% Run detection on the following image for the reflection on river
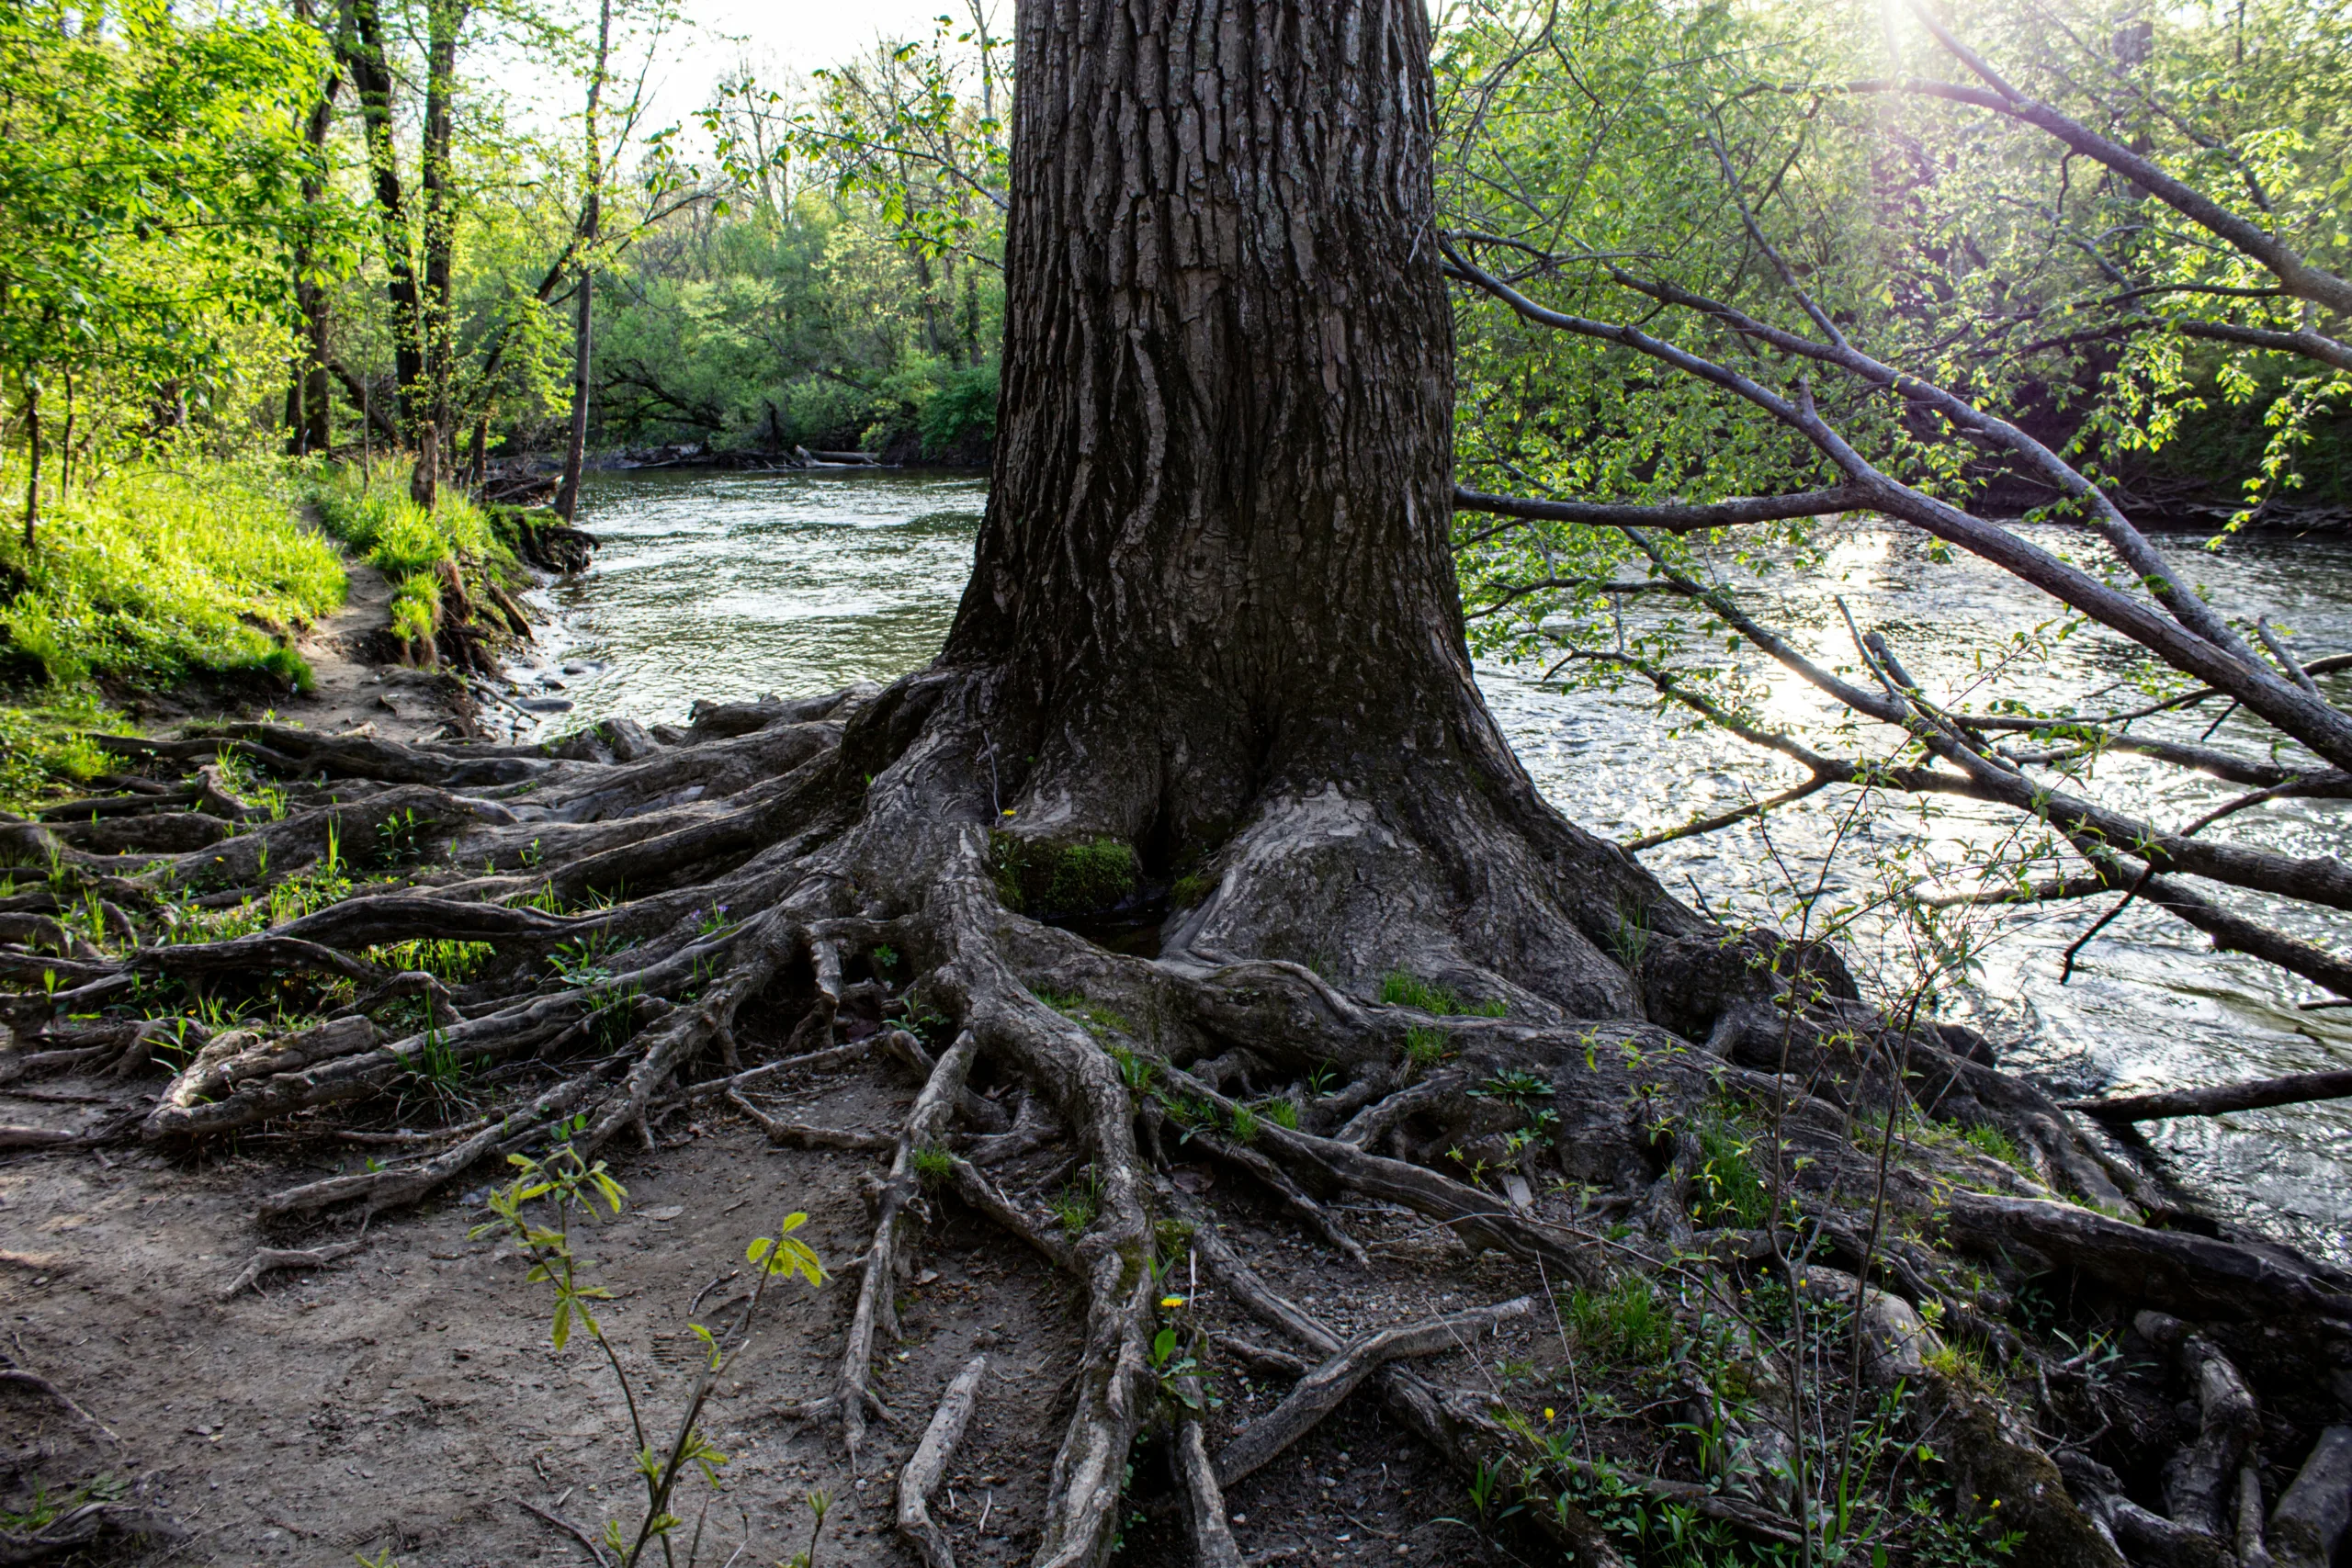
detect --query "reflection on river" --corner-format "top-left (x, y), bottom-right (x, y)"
top-left (546, 468), bottom-right (2352, 1264)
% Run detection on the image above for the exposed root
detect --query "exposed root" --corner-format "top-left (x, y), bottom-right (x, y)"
top-left (0, 1366), bottom-right (119, 1446)
top-left (1214, 1295), bottom-right (1533, 1485)
top-left (216, 1242), bottom-right (365, 1301)
top-left (2271, 1427), bottom-right (2352, 1568)
top-left (898, 1354), bottom-right (989, 1568)
top-left (827, 1030), bottom-right (978, 1472)
top-left (1175, 1386), bottom-right (1245, 1568)
top-left (9, 678), bottom-right (2351, 1568)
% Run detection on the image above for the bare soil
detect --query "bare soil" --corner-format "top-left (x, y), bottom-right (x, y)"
top-left (2, 1056), bottom-right (1541, 1567)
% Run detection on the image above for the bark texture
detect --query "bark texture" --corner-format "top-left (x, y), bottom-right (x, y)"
top-left (951, 0), bottom-right (1676, 1010)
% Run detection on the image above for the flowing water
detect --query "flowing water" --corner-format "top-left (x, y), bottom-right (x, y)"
top-left (532, 468), bottom-right (2352, 1263)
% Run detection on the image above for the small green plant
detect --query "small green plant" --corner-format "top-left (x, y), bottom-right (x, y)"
top-left (1260, 1096), bottom-right (1300, 1130)
top-left (1107, 1043), bottom-right (1157, 1091)
top-left (1691, 1109), bottom-right (1770, 1229)
top-left (1402, 1024), bottom-right (1453, 1075)
top-left (1564, 1276), bottom-right (1673, 1365)
top-left (1053, 1168), bottom-right (1102, 1237)
top-left (1961, 1122), bottom-right (2030, 1174)
top-left (1378, 969), bottom-right (1508, 1016)
top-left (1228, 1102), bottom-right (1261, 1144)
top-left (472, 1143), bottom-right (824, 1567)
top-left (869, 942), bottom-right (898, 973)
top-left (372, 807), bottom-right (424, 866)
top-left (912, 1144), bottom-right (953, 1190)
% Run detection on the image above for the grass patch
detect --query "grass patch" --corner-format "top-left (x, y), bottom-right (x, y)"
top-left (1691, 1107), bottom-right (1771, 1228)
top-left (0, 459), bottom-right (345, 811)
top-left (1378, 969), bottom-right (1508, 1017)
top-left (1961, 1122), bottom-right (2031, 1174)
top-left (1563, 1276), bottom-right (1674, 1364)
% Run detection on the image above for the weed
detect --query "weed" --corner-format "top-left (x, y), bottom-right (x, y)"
top-left (1053, 1168), bottom-right (1102, 1237)
top-left (1402, 1024), bottom-right (1454, 1075)
top-left (912, 1144), bottom-right (953, 1190)
top-left (1691, 1108), bottom-right (1771, 1228)
top-left (365, 938), bottom-right (492, 983)
top-left (1564, 1277), bottom-right (1673, 1365)
top-left (1961, 1122), bottom-right (2030, 1174)
top-left (1260, 1096), bottom-right (1300, 1131)
top-left (1107, 1043), bottom-right (1157, 1092)
top-left (869, 942), bottom-right (898, 973)
top-left (1228, 1102), bottom-right (1261, 1144)
top-left (1378, 969), bottom-right (1508, 1016)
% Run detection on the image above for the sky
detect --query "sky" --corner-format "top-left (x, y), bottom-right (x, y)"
top-left (618, 0), bottom-right (988, 141)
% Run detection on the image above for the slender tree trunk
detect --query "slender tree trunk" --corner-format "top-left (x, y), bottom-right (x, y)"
top-left (417, 0), bottom-right (465, 500)
top-left (21, 378), bottom-right (38, 549)
top-left (554, 270), bottom-right (594, 520)
top-left (288, 0), bottom-right (340, 457)
top-left (56, 374), bottom-right (72, 496)
top-left (340, 0), bottom-right (419, 438)
top-left (554, 0), bottom-right (610, 524)
top-left (946, 0), bottom-right (1667, 1009)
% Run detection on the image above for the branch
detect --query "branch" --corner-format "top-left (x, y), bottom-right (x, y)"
top-left (1453, 483), bottom-right (1875, 533)
top-left (2064, 1068), bottom-right (2352, 1123)
top-left (1874, 7), bottom-right (2352, 319)
top-left (1439, 236), bottom-right (2352, 774)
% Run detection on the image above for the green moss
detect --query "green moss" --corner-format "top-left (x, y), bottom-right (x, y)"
top-left (1170, 871), bottom-right (1215, 908)
top-left (1046, 837), bottom-right (1137, 909)
top-left (990, 831), bottom-right (1139, 913)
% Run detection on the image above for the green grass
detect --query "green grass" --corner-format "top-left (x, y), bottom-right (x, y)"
top-left (1691, 1108), bottom-right (1771, 1228)
top-left (1563, 1276), bottom-right (1674, 1364)
top-left (1378, 969), bottom-right (1509, 1017)
top-left (0, 458), bottom-right (345, 811)
top-left (308, 460), bottom-right (501, 572)
top-left (1961, 1122), bottom-right (2031, 1175)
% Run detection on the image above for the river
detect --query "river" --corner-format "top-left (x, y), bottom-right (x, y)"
top-left (525, 468), bottom-right (2352, 1264)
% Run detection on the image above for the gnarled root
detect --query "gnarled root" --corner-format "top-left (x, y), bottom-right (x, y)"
top-left (12, 677), bottom-right (2352, 1568)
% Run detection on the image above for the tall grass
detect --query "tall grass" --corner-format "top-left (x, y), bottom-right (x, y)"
top-left (305, 462), bottom-right (507, 651)
top-left (0, 459), bottom-right (346, 811)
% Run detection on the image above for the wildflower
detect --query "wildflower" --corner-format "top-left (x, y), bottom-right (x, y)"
top-left (1543, 1407), bottom-right (1555, 1421)
top-left (1160, 1294), bottom-right (1185, 1309)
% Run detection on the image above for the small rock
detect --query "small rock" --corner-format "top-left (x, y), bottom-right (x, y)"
top-left (642, 1204), bottom-right (685, 1222)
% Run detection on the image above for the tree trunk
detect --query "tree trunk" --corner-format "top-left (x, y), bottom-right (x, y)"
top-left (21, 378), bottom-right (38, 549)
top-left (552, 0), bottom-right (609, 525)
top-left (339, 0), bottom-right (419, 437)
top-left (287, 0), bottom-right (340, 457)
top-left (417, 0), bottom-right (466, 492)
top-left (945, 0), bottom-right (1672, 1011)
top-left (553, 268), bottom-right (593, 521)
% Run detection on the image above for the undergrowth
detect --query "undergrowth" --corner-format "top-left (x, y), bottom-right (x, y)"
top-left (0, 459), bottom-right (344, 812)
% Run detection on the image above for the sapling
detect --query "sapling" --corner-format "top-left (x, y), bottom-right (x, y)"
top-left (473, 1137), bottom-right (825, 1566)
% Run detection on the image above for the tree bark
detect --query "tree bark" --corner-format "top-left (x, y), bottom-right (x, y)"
top-left (553, 0), bottom-right (609, 524)
top-left (287, 0), bottom-right (340, 457)
top-left (416, 0), bottom-right (468, 492)
top-left (2065, 1068), bottom-right (2352, 1123)
top-left (945, 0), bottom-right (1676, 1010)
top-left (21, 377), bottom-right (38, 549)
top-left (339, 0), bottom-right (419, 436)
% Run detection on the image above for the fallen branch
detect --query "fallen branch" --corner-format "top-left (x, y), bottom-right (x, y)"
top-left (2064, 1068), bottom-right (2352, 1123)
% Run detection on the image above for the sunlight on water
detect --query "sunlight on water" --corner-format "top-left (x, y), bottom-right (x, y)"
top-left (553, 470), bottom-right (2352, 1262)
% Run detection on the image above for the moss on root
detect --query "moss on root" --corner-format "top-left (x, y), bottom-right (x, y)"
top-left (988, 830), bottom-right (1139, 914)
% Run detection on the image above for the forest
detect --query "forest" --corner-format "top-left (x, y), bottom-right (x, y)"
top-left (2, 2), bottom-right (2351, 1568)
